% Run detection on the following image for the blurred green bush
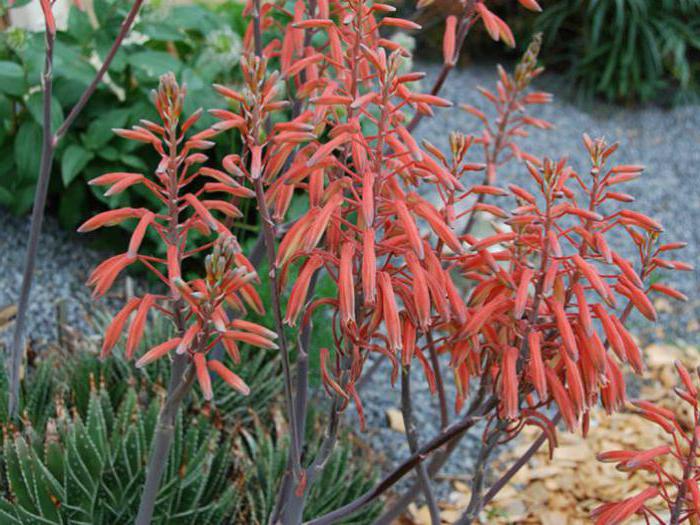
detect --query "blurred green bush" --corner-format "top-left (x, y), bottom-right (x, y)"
top-left (0, 0), bottom-right (246, 228)
top-left (407, 0), bottom-right (700, 104)
top-left (534, 0), bottom-right (700, 104)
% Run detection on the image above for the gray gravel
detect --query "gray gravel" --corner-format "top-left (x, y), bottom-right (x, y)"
top-left (0, 209), bottom-right (106, 347)
top-left (355, 61), bottom-right (700, 502)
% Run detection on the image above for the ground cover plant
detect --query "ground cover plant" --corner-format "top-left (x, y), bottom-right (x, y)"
top-left (6, 0), bottom-right (696, 523)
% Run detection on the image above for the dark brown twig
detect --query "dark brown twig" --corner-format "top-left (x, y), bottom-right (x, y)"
top-left (305, 397), bottom-right (498, 525)
top-left (401, 366), bottom-right (441, 525)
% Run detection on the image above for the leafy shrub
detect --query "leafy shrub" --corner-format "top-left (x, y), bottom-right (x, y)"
top-left (534, 0), bottom-right (700, 103)
top-left (0, 0), bottom-right (245, 228)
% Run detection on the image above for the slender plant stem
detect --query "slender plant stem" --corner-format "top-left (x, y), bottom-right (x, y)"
top-left (135, 365), bottom-right (196, 525)
top-left (481, 413), bottom-right (562, 510)
top-left (55, 0), bottom-right (144, 140)
top-left (305, 397), bottom-right (498, 525)
top-left (456, 421), bottom-right (508, 525)
top-left (271, 271), bottom-right (320, 525)
top-left (426, 332), bottom-right (449, 429)
top-left (254, 177), bottom-right (302, 476)
top-left (8, 22), bottom-right (56, 417)
top-left (8, 0), bottom-right (144, 417)
top-left (372, 384), bottom-right (494, 525)
top-left (401, 366), bottom-right (441, 525)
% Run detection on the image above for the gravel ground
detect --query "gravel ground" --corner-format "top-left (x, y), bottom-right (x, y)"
top-left (1, 60), bottom-right (698, 508)
top-left (0, 210), bottom-right (106, 347)
top-left (354, 61), bottom-right (700, 502)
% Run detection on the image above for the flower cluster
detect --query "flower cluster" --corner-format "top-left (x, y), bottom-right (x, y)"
top-left (81, 74), bottom-right (273, 400)
top-left (441, 134), bottom-right (689, 435)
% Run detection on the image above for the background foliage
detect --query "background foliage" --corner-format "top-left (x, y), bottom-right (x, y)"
top-left (534, 0), bottom-right (700, 104)
top-left (408, 0), bottom-right (700, 104)
top-left (0, 0), bottom-right (246, 228)
top-left (0, 318), bottom-right (381, 524)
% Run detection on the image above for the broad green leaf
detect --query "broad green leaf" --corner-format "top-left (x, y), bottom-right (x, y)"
top-left (0, 61), bottom-right (26, 96)
top-left (61, 144), bottom-right (94, 186)
top-left (26, 91), bottom-right (65, 134)
top-left (14, 121), bottom-right (43, 183)
top-left (127, 51), bottom-right (181, 81)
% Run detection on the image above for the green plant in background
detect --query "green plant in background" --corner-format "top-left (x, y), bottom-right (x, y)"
top-left (0, 366), bottom-right (240, 524)
top-left (0, 315), bottom-right (380, 524)
top-left (0, 0), bottom-right (245, 228)
top-left (534, 0), bottom-right (700, 103)
top-left (238, 411), bottom-right (382, 525)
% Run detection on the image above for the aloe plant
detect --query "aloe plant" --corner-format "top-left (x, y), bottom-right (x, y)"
top-left (0, 317), bottom-right (382, 524)
top-left (0, 381), bottom-right (240, 525)
top-left (238, 409), bottom-right (383, 525)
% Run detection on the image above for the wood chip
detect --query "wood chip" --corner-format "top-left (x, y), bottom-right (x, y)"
top-left (386, 408), bottom-right (406, 433)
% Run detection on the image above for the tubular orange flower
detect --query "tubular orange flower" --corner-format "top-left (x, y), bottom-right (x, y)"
top-left (395, 200), bottom-right (424, 260)
top-left (528, 331), bottom-right (547, 400)
top-left (549, 298), bottom-right (578, 360)
top-left (208, 359), bottom-right (250, 395)
top-left (127, 211), bottom-right (155, 258)
top-left (443, 16), bottom-right (458, 66)
top-left (339, 241), bottom-right (357, 330)
top-left (378, 272), bottom-right (402, 353)
top-left (546, 367), bottom-right (577, 432)
top-left (125, 294), bottom-right (156, 359)
top-left (136, 338), bottom-right (181, 368)
top-left (405, 251), bottom-right (431, 330)
top-left (514, 268), bottom-right (533, 319)
top-left (78, 208), bottom-right (147, 232)
top-left (194, 353), bottom-right (213, 401)
top-left (223, 330), bottom-right (279, 350)
top-left (501, 346), bottom-right (519, 420)
top-left (101, 297), bottom-right (140, 358)
top-left (572, 254), bottom-right (615, 306)
top-left (362, 228), bottom-right (377, 306)
top-left (285, 255), bottom-right (324, 326)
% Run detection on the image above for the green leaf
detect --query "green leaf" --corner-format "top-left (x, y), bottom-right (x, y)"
top-left (82, 108), bottom-right (130, 150)
top-left (61, 144), bottom-right (94, 186)
top-left (127, 51), bottom-right (181, 81)
top-left (58, 183), bottom-right (88, 229)
top-left (14, 121), bottom-right (43, 182)
top-left (26, 91), bottom-right (65, 135)
top-left (0, 61), bottom-right (26, 96)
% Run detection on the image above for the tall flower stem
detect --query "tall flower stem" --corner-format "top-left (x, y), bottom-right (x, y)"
top-left (135, 107), bottom-right (194, 525)
top-left (9, 0), bottom-right (144, 417)
top-left (135, 366), bottom-right (196, 525)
